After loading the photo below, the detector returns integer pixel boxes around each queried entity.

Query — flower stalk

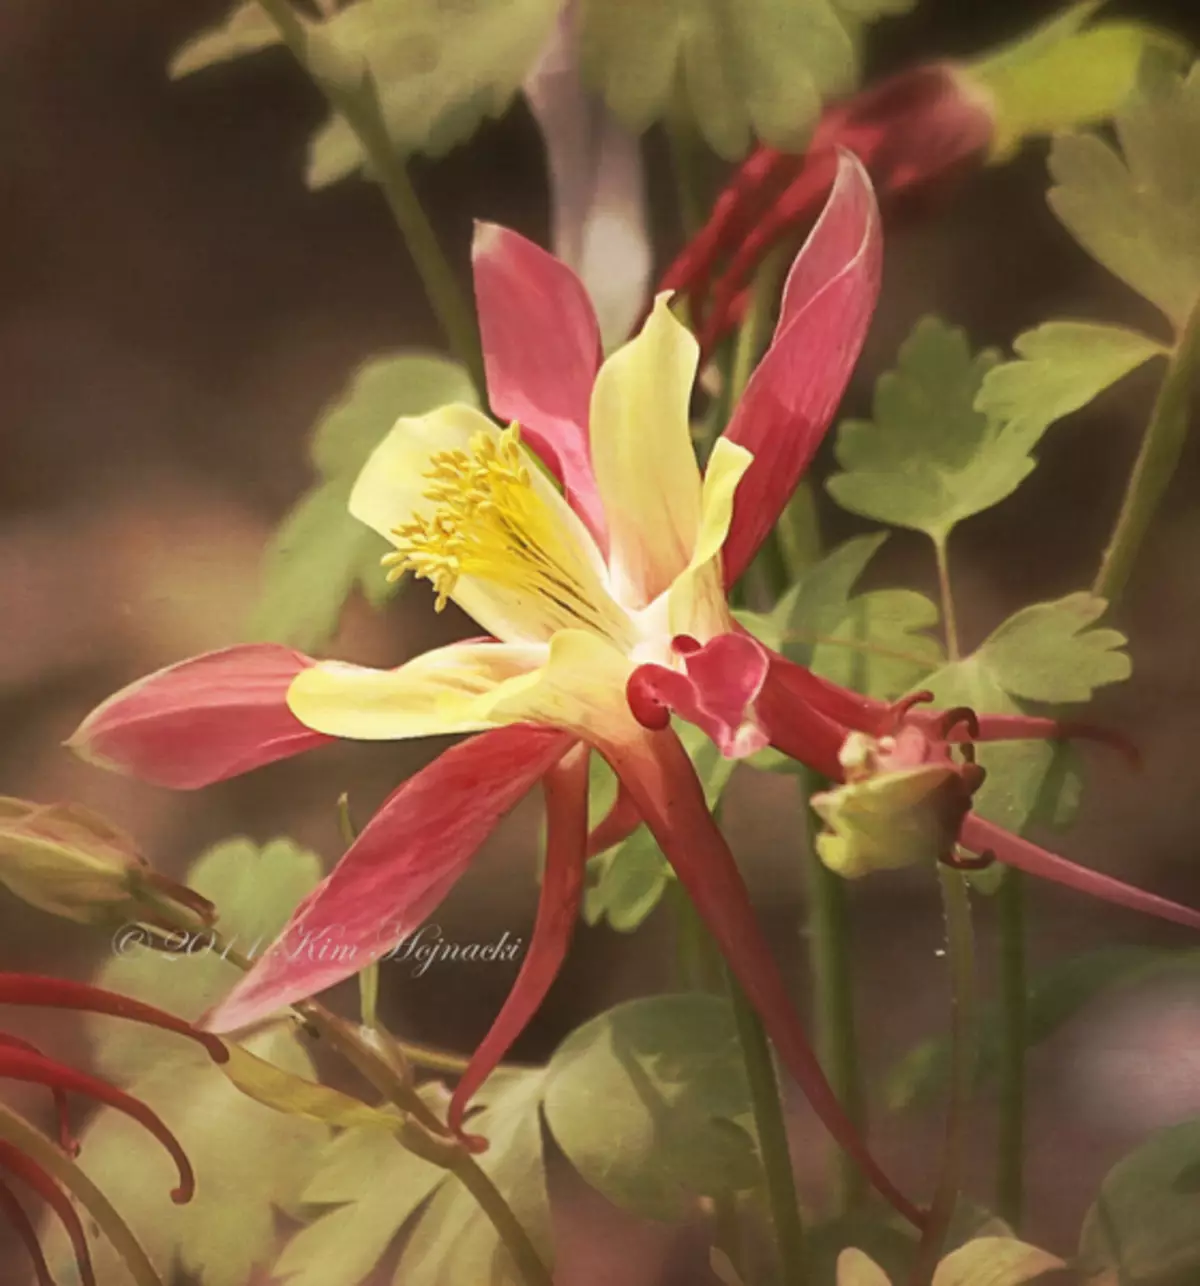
[249,0,485,394]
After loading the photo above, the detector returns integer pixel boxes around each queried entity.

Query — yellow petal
[667,437,753,640]
[837,1248,892,1286]
[589,295,704,607]
[350,403,626,646]
[286,641,547,741]
[486,629,642,745]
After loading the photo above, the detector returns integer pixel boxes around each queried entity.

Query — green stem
[666,90,706,241]
[207,932,550,1286]
[933,536,960,660]
[447,1154,557,1286]
[0,1102,166,1286]
[250,0,485,394]
[1094,293,1200,602]
[996,870,1027,1229]
[725,967,807,1286]
[909,869,977,1286]
[803,823,866,1214]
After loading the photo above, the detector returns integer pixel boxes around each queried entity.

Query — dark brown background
[3,1,1200,1281]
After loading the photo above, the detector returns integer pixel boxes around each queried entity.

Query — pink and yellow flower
[68,152,1200,1226]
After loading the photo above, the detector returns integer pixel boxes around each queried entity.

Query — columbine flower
[0,975,226,1286]
[0,797,214,930]
[67,152,1200,1223]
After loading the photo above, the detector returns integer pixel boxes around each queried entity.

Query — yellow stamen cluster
[383,424,629,642]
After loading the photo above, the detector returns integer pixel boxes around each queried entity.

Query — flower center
[382,424,632,644]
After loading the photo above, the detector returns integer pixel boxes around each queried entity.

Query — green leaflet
[886,944,1199,1112]
[976,322,1167,444]
[248,352,475,651]
[577,0,911,161]
[1078,1117,1200,1285]
[274,1112,446,1286]
[760,533,945,703]
[394,1071,552,1286]
[828,318,1042,543]
[1048,62,1200,331]
[967,2,1187,163]
[171,0,557,175]
[307,0,559,184]
[542,994,759,1221]
[42,838,327,1286]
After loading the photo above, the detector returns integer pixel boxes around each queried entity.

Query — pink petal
[599,727,924,1229]
[626,632,771,757]
[0,1145,93,1286]
[587,781,641,856]
[0,1046,195,1203]
[754,647,884,776]
[962,814,1200,933]
[449,742,589,1143]
[523,1,651,349]
[67,644,332,790]
[0,1169,56,1286]
[472,222,607,543]
[204,725,576,1033]
[720,152,883,585]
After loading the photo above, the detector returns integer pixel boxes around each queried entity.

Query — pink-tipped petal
[0,1172,56,1286]
[523,2,651,349]
[721,152,883,585]
[472,223,607,543]
[0,974,228,1066]
[962,814,1200,933]
[626,633,771,758]
[0,1035,77,1156]
[67,644,332,789]
[0,1048,195,1203]
[205,725,577,1033]
[587,782,641,856]
[600,727,924,1229]
[0,1145,93,1286]
[449,742,589,1144]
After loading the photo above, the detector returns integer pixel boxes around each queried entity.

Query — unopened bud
[0,797,213,930]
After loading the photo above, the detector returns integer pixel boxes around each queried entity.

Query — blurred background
[4,0,1200,1280]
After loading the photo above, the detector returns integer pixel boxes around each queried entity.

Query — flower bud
[0,797,213,929]
[810,726,981,880]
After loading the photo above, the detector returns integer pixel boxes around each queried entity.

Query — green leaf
[274,1099,447,1286]
[578,0,910,161]
[249,353,475,650]
[543,994,758,1221]
[395,1070,552,1286]
[169,2,282,78]
[584,719,741,931]
[968,3,1188,162]
[306,0,559,183]
[974,592,1131,703]
[42,837,329,1285]
[917,592,1127,846]
[1079,1117,1200,1286]
[828,318,1042,542]
[171,0,556,172]
[746,535,944,709]
[1049,63,1200,330]
[44,1026,329,1286]
[934,1236,1064,1285]
[886,945,1200,1112]
[976,322,1167,443]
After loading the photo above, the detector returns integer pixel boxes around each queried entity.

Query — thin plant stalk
[725,965,808,1286]
[803,811,867,1215]
[996,869,1027,1227]
[250,0,486,394]
[1094,294,1200,603]
[908,867,977,1286]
